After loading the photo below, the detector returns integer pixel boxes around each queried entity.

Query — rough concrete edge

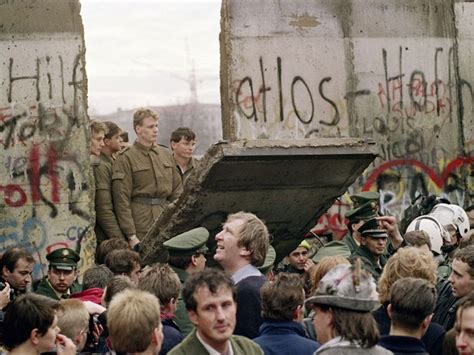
[219,0,234,141]
[141,143,225,263]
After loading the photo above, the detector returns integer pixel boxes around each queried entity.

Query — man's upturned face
[171,137,195,160]
[105,133,123,154]
[136,116,158,146]
[456,306,474,355]
[91,131,105,156]
[188,285,236,350]
[449,259,474,298]
[2,257,33,291]
[361,236,387,257]
[288,246,309,270]
[214,218,245,269]
[47,267,77,293]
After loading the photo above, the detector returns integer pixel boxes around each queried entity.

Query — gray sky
[80,0,221,115]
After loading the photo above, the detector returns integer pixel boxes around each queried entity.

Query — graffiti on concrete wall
[0,39,94,280]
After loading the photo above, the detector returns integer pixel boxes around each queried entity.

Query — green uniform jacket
[171,266,193,336]
[350,245,388,282]
[112,142,183,238]
[342,232,359,255]
[168,329,263,355]
[94,153,124,243]
[35,277,82,300]
[174,157,199,183]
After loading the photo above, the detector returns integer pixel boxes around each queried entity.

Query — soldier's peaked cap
[345,201,379,222]
[46,248,80,271]
[358,218,388,238]
[350,191,380,209]
[163,227,210,257]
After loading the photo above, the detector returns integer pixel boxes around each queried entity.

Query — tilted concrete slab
[141,138,377,264]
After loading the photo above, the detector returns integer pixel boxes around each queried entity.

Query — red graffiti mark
[30,145,41,202]
[362,157,474,191]
[47,146,59,203]
[0,184,27,207]
[311,199,351,240]
[29,145,60,204]
[46,242,70,254]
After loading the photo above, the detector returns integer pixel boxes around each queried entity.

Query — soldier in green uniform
[170,127,199,183]
[112,108,183,249]
[350,217,404,281]
[35,248,82,300]
[343,192,380,254]
[163,227,209,336]
[94,121,125,244]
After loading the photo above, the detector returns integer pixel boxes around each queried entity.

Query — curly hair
[378,247,437,304]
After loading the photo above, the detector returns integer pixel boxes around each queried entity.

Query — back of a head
[95,238,129,265]
[227,211,270,267]
[403,230,432,250]
[309,255,350,295]
[105,249,141,275]
[108,289,161,353]
[82,265,114,290]
[103,275,136,307]
[57,299,89,345]
[378,247,437,304]
[182,268,235,312]
[261,273,304,321]
[3,293,59,350]
[389,277,437,332]
[138,264,181,307]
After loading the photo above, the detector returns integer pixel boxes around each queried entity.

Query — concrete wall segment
[0,0,94,280]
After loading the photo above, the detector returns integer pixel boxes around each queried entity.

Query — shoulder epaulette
[117,146,131,155]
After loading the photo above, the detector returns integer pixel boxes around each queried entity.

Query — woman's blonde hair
[309,255,350,295]
[378,247,437,304]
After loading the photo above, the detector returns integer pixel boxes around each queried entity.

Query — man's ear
[170,141,177,151]
[187,310,199,326]
[421,314,433,333]
[239,247,252,257]
[2,266,9,279]
[30,328,40,346]
[387,304,393,319]
[190,255,198,267]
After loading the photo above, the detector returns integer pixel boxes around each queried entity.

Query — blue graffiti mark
[0,217,47,253]
[66,226,84,241]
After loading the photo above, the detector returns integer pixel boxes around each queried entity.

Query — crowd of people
[0,108,473,355]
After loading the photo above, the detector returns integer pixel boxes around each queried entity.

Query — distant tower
[186,39,198,104]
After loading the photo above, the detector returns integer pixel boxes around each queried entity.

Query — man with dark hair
[169,268,263,355]
[306,263,391,354]
[0,246,34,300]
[95,237,129,265]
[35,248,81,300]
[253,273,320,354]
[104,249,141,284]
[70,265,113,304]
[378,277,437,354]
[94,121,125,243]
[112,108,182,249]
[455,291,474,354]
[163,227,209,336]
[3,293,76,354]
[434,244,474,330]
[138,264,184,354]
[170,127,197,182]
[214,211,270,338]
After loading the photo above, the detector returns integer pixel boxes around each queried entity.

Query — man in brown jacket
[112,108,183,249]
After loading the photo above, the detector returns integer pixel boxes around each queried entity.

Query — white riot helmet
[406,215,450,255]
[429,203,470,239]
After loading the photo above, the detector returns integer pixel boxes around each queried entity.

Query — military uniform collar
[47,279,70,299]
[134,140,161,154]
[99,152,114,164]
